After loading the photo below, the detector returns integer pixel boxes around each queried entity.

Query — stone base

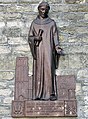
[12,100,77,117]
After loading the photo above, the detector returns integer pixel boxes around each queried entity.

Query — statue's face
[38,5,49,19]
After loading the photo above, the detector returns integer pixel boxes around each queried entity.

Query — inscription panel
[12,100,77,117]
[25,101,65,117]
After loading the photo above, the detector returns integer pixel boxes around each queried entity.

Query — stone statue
[28,2,62,101]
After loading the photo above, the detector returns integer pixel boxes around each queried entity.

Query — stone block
[85,0,88,2]
[59,55,69,69]
[4,97,14,104]
[84,106,88,117]
[0,22,5,28]
[13,45,30,54]
[84,96,88,105]
[68,44,83,54]
[77,69,88,79]
[8,37,27,45]
[80,54,88,68]
[0,12,5,21]
[0,82,7,88]
[0,107,10,115]
[7,21,24,28]
[77,4,88,12]
[76,83,82,95]
[0,46,11,54]
[19,0,62,3]
[62,12,84,21]
[68,54,83,69]
[0,35,7,44]
[19,0,40,3]
[5,12,21,20]
[0,89,12,96]
[0,0,17,2]
[3,27,21,37]
[0,55,16,70]
[84,13,88,20]
[76,27,88,34]
[82,86,88,92]
[51,4,69,12]
[0,72,14,80]
[65,0,77,4]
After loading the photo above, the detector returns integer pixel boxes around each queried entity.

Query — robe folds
[28,17,59,100]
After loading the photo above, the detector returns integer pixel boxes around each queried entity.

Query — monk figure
[28,2,62,101]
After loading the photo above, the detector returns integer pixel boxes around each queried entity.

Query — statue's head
[38,2,50,19]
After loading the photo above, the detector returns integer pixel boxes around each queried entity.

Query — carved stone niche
[12,57,77,117]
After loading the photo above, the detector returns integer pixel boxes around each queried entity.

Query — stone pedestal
[12,57,77,117]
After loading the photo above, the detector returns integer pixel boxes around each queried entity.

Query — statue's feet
[34,97,49,101]
[50,94,57,101]
[34,97,40,100]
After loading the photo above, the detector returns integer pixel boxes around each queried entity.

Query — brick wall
[0,0,88,119]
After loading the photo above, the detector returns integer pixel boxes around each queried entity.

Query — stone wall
[0,0,88,119]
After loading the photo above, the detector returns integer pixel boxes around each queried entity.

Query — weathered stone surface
[0,0,17,2]
[3,27,21,37]
[77,69,88,79]
[85,0,88,2]
[0,107,10,115]
[5,12,21,20]
[19,0,62,3]
[65,0,77,4]
[0,46,11,54]
[76,83,82,95]
[65,0,85,4]
[59,55,69,69]
[51,4,88,12]
[0,55,16,70]
[4,97,14,104]
[84,13,88,20]
[8,37,27,45]
[0,22,5,28]
[0,89,11,96]
[0,35,7,44]
[0,82,7,88]
[13,45,30,54]
[68,54,83,69]
[0,72,14,80]
[7,21,24,28]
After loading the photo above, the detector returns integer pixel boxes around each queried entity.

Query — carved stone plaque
[25,101,64,117]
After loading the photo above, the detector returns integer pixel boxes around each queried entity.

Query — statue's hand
[55,46,63,55]
[34,36,42,46]
[34,36,42,41]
